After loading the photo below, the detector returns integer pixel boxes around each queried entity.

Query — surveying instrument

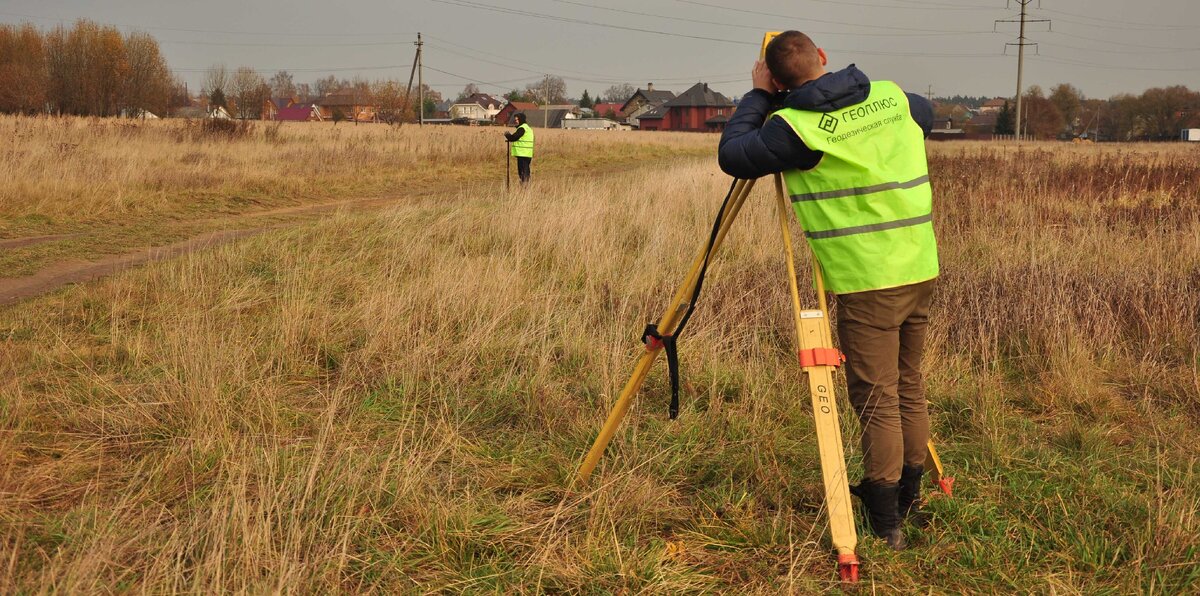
[575,33,953,585]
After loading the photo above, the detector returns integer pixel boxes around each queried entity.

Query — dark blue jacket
[718,65,933,180]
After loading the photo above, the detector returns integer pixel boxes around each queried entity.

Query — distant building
[590,102,625,120]
[620,83,677,116]
[449,102,489,121]
[964,111,999,135]
[317,90,377,122]
[621,83,676,129]
[523,108,578,128]
[495,101,537,125]
[656,83,735,132]
[635,106,668,131]
[275,103,321,122]
[262,96,296,120]
[978,98,1008,114]
[432,100,452,119]
[562,118,629,131]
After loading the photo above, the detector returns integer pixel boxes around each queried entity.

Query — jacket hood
[781,65,871,113]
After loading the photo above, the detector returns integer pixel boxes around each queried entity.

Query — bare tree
[0,23,49,114]
[603,83,635,103]
[230,66,264,119]
[525,75,567,105]
[269,70,296,99]
[1139,85,1200,140]
[1048,83,1083,135]
[313,75,341,98]
[203,64,229,108]
[122,31,170,117]
[456,83,480,101]
[373,79,404,124]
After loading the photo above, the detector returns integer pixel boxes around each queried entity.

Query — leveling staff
[505,112,534,184]
[719,31,936,551]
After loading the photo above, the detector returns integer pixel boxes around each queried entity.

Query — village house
[494,101,537,125]
[450,93,504,121]
[261,96,296,121]
[647,82,734,132]
[317,90,377,122]
[979,98,1008,114]
[523,107,580,128]
[562,118,630,131]
[590,102,625,120]
[621,83,677,128]
[621,83,676,116]
[275,103,322,122]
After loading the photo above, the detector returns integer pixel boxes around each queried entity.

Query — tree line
[0,21,178,117]
[988,83,1200,141]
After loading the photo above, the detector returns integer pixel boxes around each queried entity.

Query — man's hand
[752,60,776,93]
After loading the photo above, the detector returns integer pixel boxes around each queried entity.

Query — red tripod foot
[838,553,860,584]
[935,476,955,497]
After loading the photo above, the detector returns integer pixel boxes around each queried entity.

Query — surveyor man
[504,112,534,184]
[718,31,936,551]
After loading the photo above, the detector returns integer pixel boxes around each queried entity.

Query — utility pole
[542,74,549,129]
[927,84,934,103]
[416,32,424,126]
[996,1,1049,140]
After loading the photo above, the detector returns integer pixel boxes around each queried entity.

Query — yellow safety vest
[511,123,534,158]
[773,81,938,294]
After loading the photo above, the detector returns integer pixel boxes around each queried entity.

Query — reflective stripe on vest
[511,123,534,158]
[773,80,938,294]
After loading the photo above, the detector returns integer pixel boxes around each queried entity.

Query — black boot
[899,464,931,528]
[850,480,906,551]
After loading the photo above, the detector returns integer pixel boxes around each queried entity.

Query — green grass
[0,143,1197,593]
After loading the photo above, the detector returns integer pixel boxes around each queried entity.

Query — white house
[449,103,488,121]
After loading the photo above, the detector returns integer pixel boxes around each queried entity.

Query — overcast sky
[3,0,1197,101]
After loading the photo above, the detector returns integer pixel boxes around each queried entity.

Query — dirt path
[0,177,460,306]
[0,157,688,307]
[0,233,78,250]
[0,228,269,306]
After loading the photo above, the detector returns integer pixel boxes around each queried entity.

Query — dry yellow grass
[0,121,1197,592]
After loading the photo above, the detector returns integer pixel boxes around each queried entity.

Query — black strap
[642,179,740,420]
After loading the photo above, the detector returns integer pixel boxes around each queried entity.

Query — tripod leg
[576,178,758,484]
[772,173,858,583]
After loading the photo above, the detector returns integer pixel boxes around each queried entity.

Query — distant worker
[718,31,936,551]
[505,112,534,184]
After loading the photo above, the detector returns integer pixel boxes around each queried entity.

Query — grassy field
[1,119,1198,593]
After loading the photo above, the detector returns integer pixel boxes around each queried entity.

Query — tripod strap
[641,324,679,419]
[641,179,739,420]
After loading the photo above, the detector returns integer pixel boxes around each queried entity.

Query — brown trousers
[835,279,936,485]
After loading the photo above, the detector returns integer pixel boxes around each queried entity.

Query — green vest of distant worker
[772,80,938,294]
[511,123,535,158]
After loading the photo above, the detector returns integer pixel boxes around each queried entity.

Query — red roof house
[275,104,321,122]
[495,101,537,125]
[591,102,625,119]
[656,83,734,132]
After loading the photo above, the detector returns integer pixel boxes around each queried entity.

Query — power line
[996,1,1050,140]
[0,10,416,38]
[1040,7,1200,30]
[544,0,995,37]
[1038,40,1199,56]
[1031,54,1200,73]
[1049,30,1200,52]
[669,0,991,33]
[429,0,755,46]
